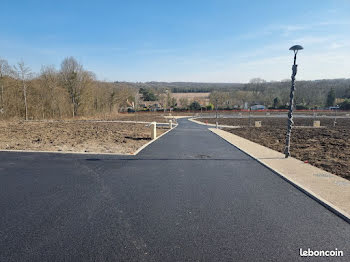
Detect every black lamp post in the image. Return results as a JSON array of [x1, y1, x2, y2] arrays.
[[284, 45, 303, 158]]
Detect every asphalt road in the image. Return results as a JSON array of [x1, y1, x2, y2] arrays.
[[0, 118, 349, 261]]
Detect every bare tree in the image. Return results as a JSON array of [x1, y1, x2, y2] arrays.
[[39, 65, 60, 118], [0, 58, 11, 114], [209, 91, 229, 109], [179, 97, 189, 109], [249, 78, 266, 84], [112, 84, 133, 111], [14, 61, 32, 120], [59, 57, 93, 117]]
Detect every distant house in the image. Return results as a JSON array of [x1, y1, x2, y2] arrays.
[[139, 101, 163, 111], [250, 105, 266, 110]]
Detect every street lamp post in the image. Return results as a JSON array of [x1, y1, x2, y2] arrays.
[[164, 89, 169, 113], [284, 45, 303, 158]]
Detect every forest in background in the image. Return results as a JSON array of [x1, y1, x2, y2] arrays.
[[207, 78, 350, 110], [0, 57, 136, 120], [1, 56, 350, 120], [130, 78, 350, 110]]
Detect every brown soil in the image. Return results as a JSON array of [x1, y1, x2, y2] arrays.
[[76, 111, 194, 123], [201, 116, 350, 127], [113, 113, 170, 122], [197, 110, 350, 117], [200, 117, 350, 180], [0, 121, 168, 154]]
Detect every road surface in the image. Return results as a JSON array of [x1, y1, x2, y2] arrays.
[[0, 118, 349, 261]]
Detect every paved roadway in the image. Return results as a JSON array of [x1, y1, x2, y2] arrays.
[[0, 118, 349, 261]]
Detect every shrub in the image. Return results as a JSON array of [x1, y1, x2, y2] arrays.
[[206, 103, 214, 110], [296, 104, 309, 110], [189, 101, 201, 110], [340, 99, 350, 110]]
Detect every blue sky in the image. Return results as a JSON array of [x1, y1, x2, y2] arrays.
[[1, 0, 350, 82]]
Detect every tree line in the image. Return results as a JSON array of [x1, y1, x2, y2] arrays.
[[124, 78, 350, 110], [1, 55, 349, 120], [0, 57, 135, 120], [208, 78, 350, 110]]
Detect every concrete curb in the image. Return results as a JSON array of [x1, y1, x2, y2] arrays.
[[23, 119, 171, 125], [164, 116, 189, 119], [208, 128, 350, 224], [188, 118, 240, 129], [0, 149, 130, 156], [132, 124, 178, 155], [90, 120, 171, 125]]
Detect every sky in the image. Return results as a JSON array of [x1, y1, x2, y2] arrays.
[[1, 0, 350, 83]]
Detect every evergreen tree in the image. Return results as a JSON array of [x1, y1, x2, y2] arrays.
[[326, 88, 336, 107]]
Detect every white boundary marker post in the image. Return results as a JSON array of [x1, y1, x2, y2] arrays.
[[313, 120, 320, 127], [150, 122, 157, 140]]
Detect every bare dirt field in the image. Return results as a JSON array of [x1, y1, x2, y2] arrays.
[[0, 121, 168, 154], [113, 113, 170, 122], [76, 111, 193, 122], [199, 117, 350, 180], [198, 110, 350, 117]]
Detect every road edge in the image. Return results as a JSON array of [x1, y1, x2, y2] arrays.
[[208, 128, 350, 224], [0, 149, 130, 156], [188, 118, 240, 128], [132, 124, 178, 155]]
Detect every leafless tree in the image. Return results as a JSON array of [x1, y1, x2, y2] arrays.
[[179, 97, 189, 109], [59, 57, 94, 117], [14, 61, 32, 120], [0, 58, 11, 114], [210, 91, 229, 108], [249, 78, 265, 84], [39, 65, 60, 118]]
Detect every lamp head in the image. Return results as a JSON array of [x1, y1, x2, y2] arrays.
[[289, 45, 304, 54]]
